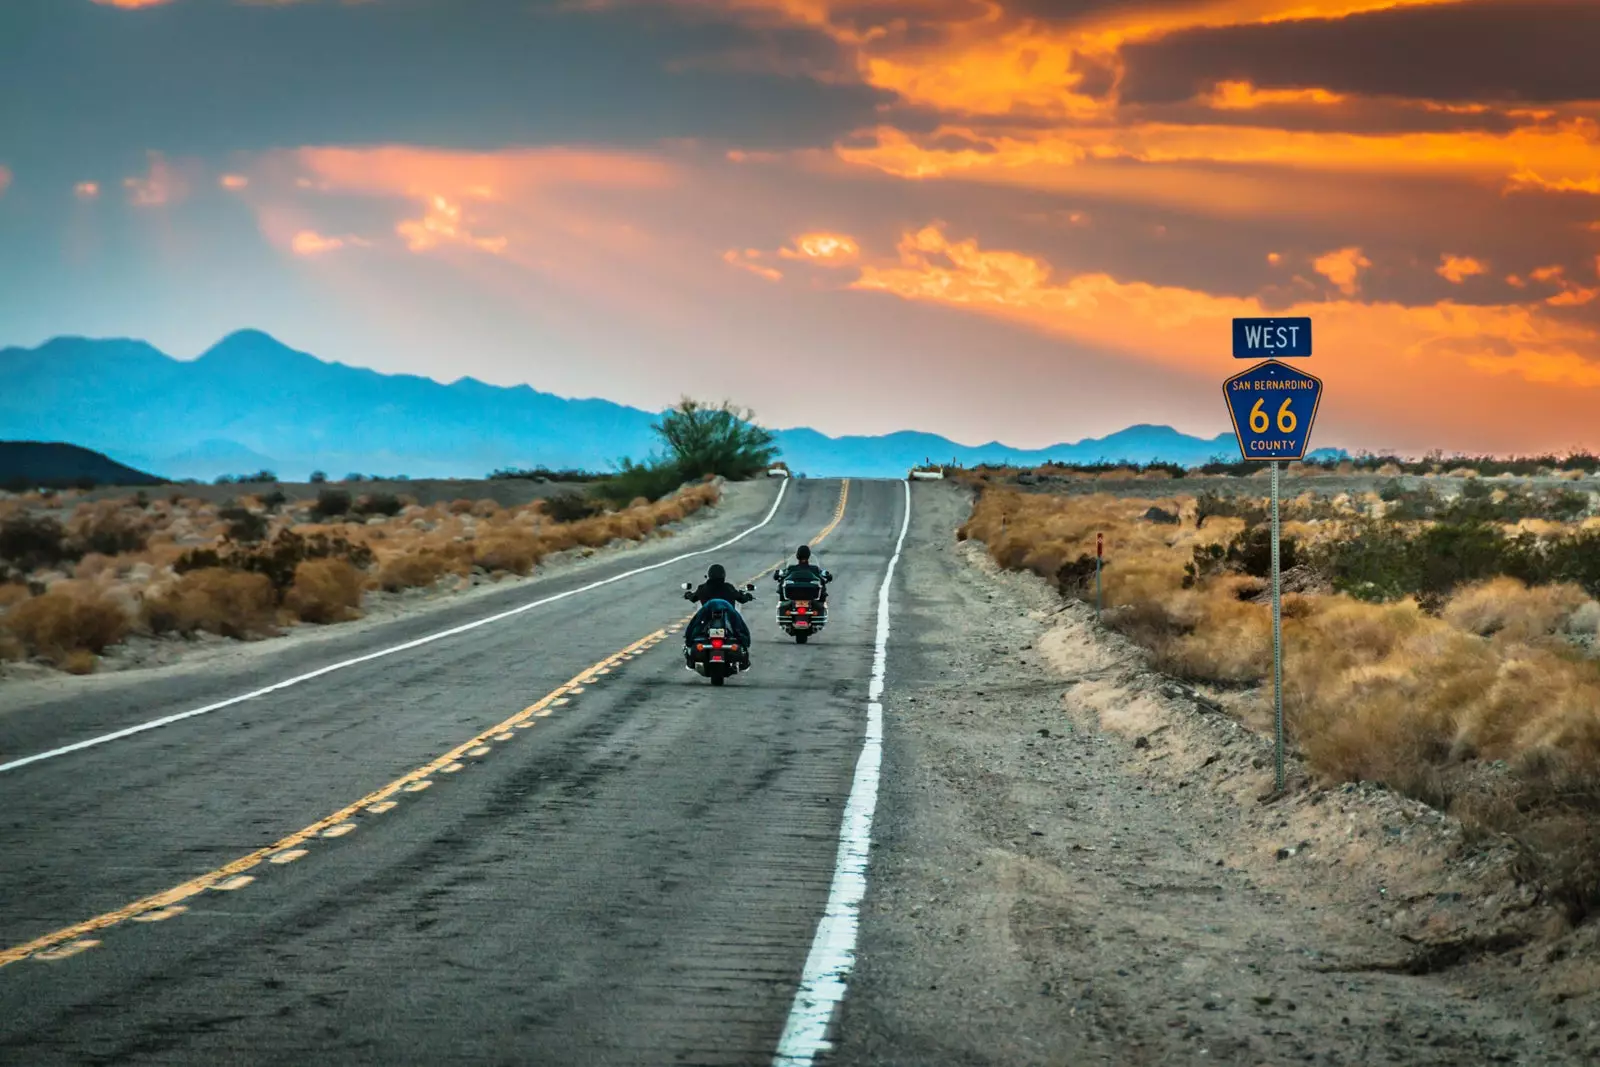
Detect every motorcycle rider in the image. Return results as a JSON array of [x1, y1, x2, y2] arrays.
[[684, 563, 754, 667], [775, 544, 831, 602]]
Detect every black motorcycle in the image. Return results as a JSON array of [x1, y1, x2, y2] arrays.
[[681, 582, 756, 685], [772, 568, 831, 643]]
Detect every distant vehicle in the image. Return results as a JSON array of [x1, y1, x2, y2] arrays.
[[773, 567, 831, 644], [767, 466, 790, 478], [909, 467, 945, 480]]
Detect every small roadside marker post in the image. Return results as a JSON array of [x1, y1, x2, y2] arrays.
[[1095, 532, 1103, 621], [1224, 333, 1322, 794]]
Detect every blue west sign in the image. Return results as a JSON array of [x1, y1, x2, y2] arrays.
[[1224, 360, 1323, 461], [1233, 317, 1312, 358]]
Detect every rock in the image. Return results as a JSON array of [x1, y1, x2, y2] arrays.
[[1134, 736, 1150, 749], [1142, 506, 1181, 525]]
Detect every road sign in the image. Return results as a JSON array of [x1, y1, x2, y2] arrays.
[[1233, 317, 1312, 358], [1223, 360, 1323, 461]]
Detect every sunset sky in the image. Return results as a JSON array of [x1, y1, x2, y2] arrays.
[[2, 0, 1598, 455]]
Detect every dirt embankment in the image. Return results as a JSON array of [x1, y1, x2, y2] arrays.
[[830, 483, 1599, 1067]]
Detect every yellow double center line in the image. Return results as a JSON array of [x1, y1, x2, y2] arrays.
[[2, 478, 851, 969]]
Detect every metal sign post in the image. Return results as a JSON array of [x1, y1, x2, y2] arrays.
[[1095, 532, 1103, 620], [1223, 349, 1322, 795], [1270, 460, 1283, 792]]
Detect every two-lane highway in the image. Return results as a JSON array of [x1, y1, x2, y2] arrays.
[[0, 477, 910, 1065]]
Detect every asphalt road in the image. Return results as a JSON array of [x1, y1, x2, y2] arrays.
[[0, 476, 909, 1066]]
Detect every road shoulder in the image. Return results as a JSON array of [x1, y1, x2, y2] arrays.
[[828, 482, 1598, 1066]]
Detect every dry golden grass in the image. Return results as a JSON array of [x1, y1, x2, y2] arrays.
[[965, 483, 1600, 917], [1441, 578, 1593, 643], [0, 583, 30, 612], [286, 559, 365, 624], [1, 583, 132, 666], [0, 480, 721, 668], [144, 568, 278, 639]]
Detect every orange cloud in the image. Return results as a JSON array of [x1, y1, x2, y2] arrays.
[[123, 152, 186, 207], [778, 231, 860, 265], [835, 120, 1600, 188], [220, 174, 250, 190], [847, 224, 1600, 400], [290, 230, 351, 256], [1313, 246, 1371, 295], [1436, 254, 1486, 284], [90, 0, 175, 7], [74, 181, 100, 200], [723, 248, 784, 281], [396, 194, 509, 255], [286, 147, 677, 261], [1201, 81, 1346, 110], [0, 167, 9, 196]]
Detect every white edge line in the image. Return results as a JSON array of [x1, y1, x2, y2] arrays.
[[0, 479, 793, 775], [772, 476, 911, 1067]]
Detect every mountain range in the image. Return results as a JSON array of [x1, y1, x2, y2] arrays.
[[0, 330, 1330, 481]]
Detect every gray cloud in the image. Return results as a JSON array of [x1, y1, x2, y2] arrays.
[[1120, 0, 1600, 105], [0, 0, 888, 174]]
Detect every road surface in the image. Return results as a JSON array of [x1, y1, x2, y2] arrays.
[[0, 477, 907, 1066]]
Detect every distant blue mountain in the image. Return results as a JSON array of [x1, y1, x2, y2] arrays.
[[0, 330, 1312, 480]]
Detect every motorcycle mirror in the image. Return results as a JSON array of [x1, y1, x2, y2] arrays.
[[681, 582, 693, 591], [746, 583, 756, 591]]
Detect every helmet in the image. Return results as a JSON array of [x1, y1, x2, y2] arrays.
[[707, 563, 726, 583], [795, 545, 811, 562]]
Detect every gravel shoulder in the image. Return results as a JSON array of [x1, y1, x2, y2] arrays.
[[0, 479, 778, 712], [829, 481, 1600, 1067]]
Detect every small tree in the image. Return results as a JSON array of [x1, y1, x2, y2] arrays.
[[653, 398, 777, 481], [310, 471, 328, 484]]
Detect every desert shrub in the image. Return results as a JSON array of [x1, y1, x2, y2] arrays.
[[1054, 554, 1099, 599], [376, 549, 458, 592], [652, 397, 777, 480], [590, 458, 685, 506], [0, 515, 79, 573], [285, 558, 365, 624], [473, 534, 546, 575], [546, 490, 603, 524], [2, 585, 131, 665], [175, 528, 374, 601], [310, 471, 328, 484], [61, 649, 99, 675], [261, 488, 288, 511], [311, 489, 352, 520], [145, 568, 278, 639], [219, 505, 270, 544], [354, 492, 404, 518], [1194, 491, 1265, 529]]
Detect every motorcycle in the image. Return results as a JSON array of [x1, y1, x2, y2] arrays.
[[681, 582, 756, 686], [772, 568, 832, 644]]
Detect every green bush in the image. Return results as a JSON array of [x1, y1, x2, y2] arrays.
[[0, 515, 79, 573], [589, 458, 685, 506], [219, 506, 269, 544], [653, 398, 777, 481], [354, 493, 404, 518], [311, 489, 352, 520], [544, 490, 603, 524]]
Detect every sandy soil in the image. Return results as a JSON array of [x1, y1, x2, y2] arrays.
[[829, 482, 1600, 1067]]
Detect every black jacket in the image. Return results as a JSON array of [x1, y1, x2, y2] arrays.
[[690, 580, 752, 606]]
